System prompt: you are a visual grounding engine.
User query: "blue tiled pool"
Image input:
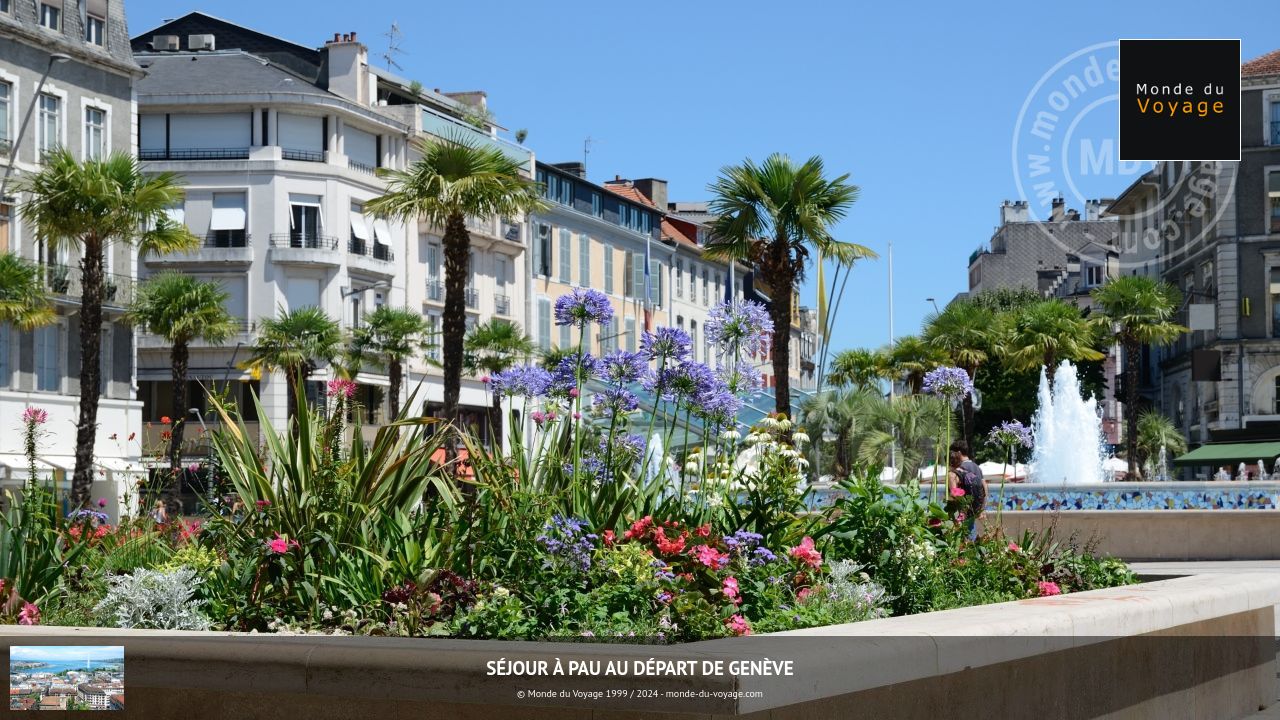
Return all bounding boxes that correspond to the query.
[805,482,1280,511]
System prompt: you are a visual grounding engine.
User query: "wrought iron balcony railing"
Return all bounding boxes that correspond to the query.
[204,231,249,248]
[139,147,251,161]
[426,279,443,302]
[281,148,324,162]
[494,293,510,316]
[348,237,394,261]
[42,264,133,307]
[269,232,338,250]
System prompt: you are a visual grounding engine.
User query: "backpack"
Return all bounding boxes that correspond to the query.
[957,460,986,512]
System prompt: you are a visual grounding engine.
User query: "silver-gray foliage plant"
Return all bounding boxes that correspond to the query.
[93,566,211,631]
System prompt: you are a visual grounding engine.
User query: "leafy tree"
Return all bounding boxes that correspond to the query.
[706,153,874,416]
[464,319,536,446]
[1092,276,1186,479]
[967,286,1042,313]
[127,273,236,503]
[17,150,196,508]
[1001,300,1103,386]
[1135,409,1187,473]
[366,134,545,437]
[800,387,880,480]
[856,394,953,482]
[923,299,995,443]
[0,252,53,329]
[825,348,890,391]
[245,307,343,421]
[887,334,946,394]
[351,306,431,419]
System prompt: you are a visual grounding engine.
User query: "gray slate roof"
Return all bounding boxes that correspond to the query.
[135,50,332,99]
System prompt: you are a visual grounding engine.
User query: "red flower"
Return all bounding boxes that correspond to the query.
[266,532,299,555]
[1008,542,1021,552]
[602,530,616,547]
[928,518,942,527]
[161,416,171,425]
[653,527,686,555]
[788,537,823,570]
[1037,581,1061,597]
[694,524,712,538]
[624,516,653,541]
[693,544,728,568]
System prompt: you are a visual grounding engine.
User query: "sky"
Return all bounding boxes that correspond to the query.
[125,0,1278,354]
[11,646,124,662]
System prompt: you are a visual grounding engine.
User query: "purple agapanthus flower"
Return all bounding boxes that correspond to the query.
[599,350,648,385]
[693,385,742,430]
[645,360,717,403]
[705,300,773,358]
[592,386,639,415]
[551,354,601,396]
[536,515,598,572]
[489,365,553,399]
[922,366,974,401]
[989,420,1033,449]
[640,327,692,365]
[716,364,763,398]
[611,433,646,463]
[554,288,614,328]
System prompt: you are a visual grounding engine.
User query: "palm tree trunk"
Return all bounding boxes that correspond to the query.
[167,341,189,513]
[388,357,402,419]
[490,393,502,451]
[71,243,104,510]
[767,265,793,419]
[441,212,471,458]
[285,367,298,422]
[1124,338,1141,479]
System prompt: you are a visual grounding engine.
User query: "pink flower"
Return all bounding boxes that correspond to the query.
[480,375,491,384]
[255,499,271,509]
[531,410,547,425]
[17,602,40,626]
[693,544,729,568]
[326,378,357,399]
[789,537,823,570]
[21,407,48,425]
[955,512,966,523]
[722,577,741,605]
[573,412,582,420]
[1037,581,1061,597]
[797,587,813,603]
[97,498,107,508]
[950,486,966,497]
[1008,542,1021,552]
[724,614,751,636]
[187,463,200,474]
[266,532,299,555]
[569,388,580,398]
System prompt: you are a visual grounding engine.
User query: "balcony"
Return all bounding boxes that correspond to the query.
[494,293,510,316]
[139,319,252,349]
[425,279,443,303]
[281,148,324,163]
[347,236,396,277]
[147,232,253,266]
[268,233,340,267]
[348,158,376,175]
[43,264,133,310]
[465,287,479,310]
[139,147,251,161]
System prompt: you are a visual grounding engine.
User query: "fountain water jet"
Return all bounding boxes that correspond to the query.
[1029,361,1107,485]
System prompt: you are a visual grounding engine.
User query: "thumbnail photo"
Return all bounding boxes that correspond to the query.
[9,646,125,711]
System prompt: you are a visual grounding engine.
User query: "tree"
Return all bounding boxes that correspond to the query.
[887,335,946,394]
[245,307,343,422]
[1092,276,1187,479]
[923,299,995,444]
[856,393,953,482]
[800,387,879,480]
[1135,409,1187,474]
[0,252,53,329]
[825,348,890,391]
[464,318,536,447]
[127,273,236,506]
[365,134,545,437]
[351,306,431,419]
[1001,300,1103,386]
[706,153,874,416]
[17,150,196,509]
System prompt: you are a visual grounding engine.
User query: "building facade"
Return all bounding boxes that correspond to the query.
[0,0,144,509]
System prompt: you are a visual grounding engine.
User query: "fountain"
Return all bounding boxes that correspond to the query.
[1259,459,1270,483]
[1238,462,1248,482]
[1154,446,1170,482]
[1028,361,1107,485]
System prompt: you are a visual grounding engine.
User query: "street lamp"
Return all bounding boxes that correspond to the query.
[0,52,72,201]
[926,297,940,314]
[341,279,391,299]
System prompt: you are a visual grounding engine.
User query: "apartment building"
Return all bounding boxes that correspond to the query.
[131,13,529,456]
[0,0,144,508]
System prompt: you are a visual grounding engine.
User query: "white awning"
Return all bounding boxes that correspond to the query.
[0,454,53,471]
[40,456,77,472]
[350,211,370,240]
[95,457,144,474]
[373,219,393,245]
[353,371,390,388]
[210,194,247,231]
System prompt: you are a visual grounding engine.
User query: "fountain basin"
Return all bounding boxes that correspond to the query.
[804,482,1280,511]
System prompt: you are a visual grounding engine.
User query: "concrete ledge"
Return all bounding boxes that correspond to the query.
[986,510,1280,560]
[4,574,1279,718]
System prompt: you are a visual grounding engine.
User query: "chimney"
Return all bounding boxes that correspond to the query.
[999,200,1029,225]
[551,162,587,179]
[1051,197,1066,222]
[632,178,668,210]
[324,32,368,105]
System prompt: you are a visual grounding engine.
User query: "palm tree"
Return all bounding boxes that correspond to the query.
[825,348,890,391]
[706,153,874,416]
[1135,409,1187,475]
[17,150,196,508]
[1092,276,1187,479]
[800,387,879,480]
[1001,300,1103,386]
[351,306,431,419]
[0,252,53,329]
[888,335,946,394]
[127,273,236,501]
[464,319,536,447]
[856,393,953,482]
[923,299,995,443]
[245,307,343,422]
[365,134,545,433]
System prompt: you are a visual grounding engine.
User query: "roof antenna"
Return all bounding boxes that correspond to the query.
[584,135,600,167]
[381,22,404,72]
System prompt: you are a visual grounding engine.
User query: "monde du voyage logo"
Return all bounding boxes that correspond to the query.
[1119,39,1241,161]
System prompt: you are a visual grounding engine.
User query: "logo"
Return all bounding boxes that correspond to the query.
[1119,39,1240,161]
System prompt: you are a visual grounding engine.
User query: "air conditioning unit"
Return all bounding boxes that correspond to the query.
[152,35,180,51]
[188,34,216,51]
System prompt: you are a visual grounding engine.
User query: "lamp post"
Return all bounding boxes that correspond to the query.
[926,297,941,315]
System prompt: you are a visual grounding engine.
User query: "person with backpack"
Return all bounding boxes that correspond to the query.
[946,440,987,541]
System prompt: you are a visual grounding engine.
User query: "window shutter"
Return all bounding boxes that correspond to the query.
[582,324,591,353]
[650,260,663,307]
[538,298,550,350]
[559,229,571,282]
[625,317,636,352]
[633,252,645,300]
[604,245,613,294]
[579,234,590,286]
[623,252,633,297]
[559,323,570,349]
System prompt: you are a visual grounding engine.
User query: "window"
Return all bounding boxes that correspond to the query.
[39,1,60,31]
[289,196,323,246]
[543,173,573,206]
[533,224,551,277]
[675,259,683,298]
[0,202,9,254]
[625,317,636,352]
[425,313,440,361]
[85,7,106,46]
[558,229,571,282]
[1201,260,1214,291]
[603,244,613,294]
[84,106,106,159]
[537,297,551,351]
[0,81,10,149]
[99,327,110,395]
[1271,100,1280,145]
[211,193,247,247]
[591,191,602,218]
[1271,268,1280,338]
[715,272,721,303]
[701,268,708,305]
[0,0,9,13]
[350,295,362,330]
[690,320,698,363]
[648,260,663,307]
[1084,264,1104,287]
[1269,171,1280,234]
[35,324,59,392]
[1274,376,1280,415]
[579,234,590,286]
[38,94,60,155]
[626,251,645,299]
[495,256,508,292]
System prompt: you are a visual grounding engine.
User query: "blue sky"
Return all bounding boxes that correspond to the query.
[126,1,1277,353]
[11,646,124,662]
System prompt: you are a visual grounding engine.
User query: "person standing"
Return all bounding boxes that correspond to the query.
[947,440,987,541]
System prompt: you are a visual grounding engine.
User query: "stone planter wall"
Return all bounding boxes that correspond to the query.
[986,510,1280,560]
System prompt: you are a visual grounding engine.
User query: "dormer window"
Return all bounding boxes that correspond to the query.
[1083,264,1104,287]
[38,1,61,31]
[85,0,107,45]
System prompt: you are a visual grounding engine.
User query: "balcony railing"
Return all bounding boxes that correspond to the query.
[494,293,510,316]
[348,237,394,261]
[348,158,375,175]
[269,233,338,250]
[43,264,133,307]
[282,148,324,162]
[426,279,443,302]
[139,147,251,161]
[465,287,479,309]
[204,231,249,248]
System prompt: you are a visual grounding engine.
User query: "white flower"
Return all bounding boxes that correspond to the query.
[721,429,742,442]
[792,431,810,446]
